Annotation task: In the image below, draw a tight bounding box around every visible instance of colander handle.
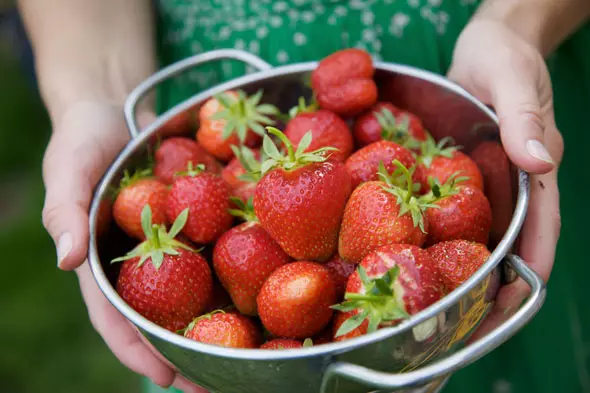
[123,49,272,139]
[320,254,546,392]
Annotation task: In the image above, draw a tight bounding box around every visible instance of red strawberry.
[113,170,168,240]
[113,206,213,332]
[154,137,222,184]
[260,338,313,350]
[419,136,484,192]
[311,48,377,116]
[312,325,334,345]
[213,208,291,315]
[225,145,265,205]
[470,141,514,245]
[197,90,278,161]
[422,176,492,246]
[184,311,261,348]
[353,102,427,148]
[345,140,426,190]
[96,198,113,238]
[157,110,195,138]
[428,240,491,292]
[257,261,337,339]
[332,311,367,342]
[205,279,233,313]
[332,244,443,339]
[339,161,432,263]
[166,163,233,244]
[285,101,353,162]
[222,147,261,190]
[254,127,352,261]
[325,254,356,301]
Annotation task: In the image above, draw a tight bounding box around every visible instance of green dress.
[147,1,590,392]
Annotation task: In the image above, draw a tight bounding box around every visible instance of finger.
[172,375,210,393]
[489,54,556,174]
[76,263,176,388]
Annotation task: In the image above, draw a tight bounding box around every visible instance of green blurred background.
[0,4,139,393]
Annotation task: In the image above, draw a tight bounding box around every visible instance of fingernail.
[526,139,554,164]
[57,233,72,268]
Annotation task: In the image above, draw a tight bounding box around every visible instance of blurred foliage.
[0,40,139,393]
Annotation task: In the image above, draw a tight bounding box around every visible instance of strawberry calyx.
[209,89,279,141]
[288,96,319,119]
[181,309,227,336]
[118,167,153,190]
[378,160,437,233]
[331,265,410,337]
[228,196,258,222]
[375,108,420,150]
[421,171,470,205]
[230,145,266,183]
[260,127,339,175]
[302,338,314,347]
[417,134,461,168]
[111,205,195,269]
[175,161,206,178]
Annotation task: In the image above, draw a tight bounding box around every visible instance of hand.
[447,19,564,329]
[42,100,207,393]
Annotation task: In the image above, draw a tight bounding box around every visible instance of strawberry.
[213,202,291,316]
[96,198,113,238]
[353,102,427,148]
[260,338,313,350]
[284,99,353,162]
[428,240,491,292]
[418,135,484,192]
[113,169,168,240]
[197,90,278,162]
[324,254,356,301]
[470,141,514,245]
[205,279,233,313]
[332,311,367,342]
[422,175,492,246]
[339,161,434,263]
[166,163,233,244]
[345,140,426,190]
[332,244,442,338]
[254,127,352,261]
[154,137,222,184]
[222,147,261,190]
[257,261,337,339]
[311,48,378,117]
[225,145,265,205]
[312,325,334,345]
[156,110,195,138]
[184,310,261,348]
[113,206,213,332]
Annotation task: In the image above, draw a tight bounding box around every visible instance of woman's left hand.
[447,17,564,328]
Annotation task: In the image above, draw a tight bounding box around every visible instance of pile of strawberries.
[103,49,495,349]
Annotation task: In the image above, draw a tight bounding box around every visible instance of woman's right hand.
[42,100,207,393]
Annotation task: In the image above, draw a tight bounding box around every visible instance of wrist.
[474,0,590,57]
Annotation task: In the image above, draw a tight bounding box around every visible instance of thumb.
[488,55,556,174]
[42,130,94,271]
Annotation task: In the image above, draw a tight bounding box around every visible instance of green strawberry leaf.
[335,309,370,337]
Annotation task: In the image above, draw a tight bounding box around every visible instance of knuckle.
[41,202,61,234]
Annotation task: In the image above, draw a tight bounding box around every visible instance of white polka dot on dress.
[293,32,307,46]
[277,50,289,63]
[256,26,269,39]
[270,15,283,28]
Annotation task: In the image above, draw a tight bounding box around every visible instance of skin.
[19,0,587,389]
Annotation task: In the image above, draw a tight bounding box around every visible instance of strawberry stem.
[268,127,296,161]
[393,160,413,203]
[345,293,383,302]
[151,225,161,248]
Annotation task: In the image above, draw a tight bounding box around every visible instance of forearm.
[18,0,157,120]
[476,0,590,57]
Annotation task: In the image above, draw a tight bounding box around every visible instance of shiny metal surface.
[88,50,542,393]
